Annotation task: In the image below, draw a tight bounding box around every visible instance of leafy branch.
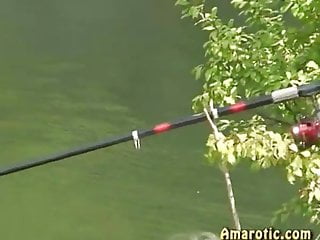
[176,0,320,225]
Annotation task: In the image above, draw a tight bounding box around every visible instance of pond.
[0,0,317,239]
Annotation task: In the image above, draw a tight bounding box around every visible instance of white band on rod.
[203,99,224,140]
[131,130,141,149]
[271,86,298,103]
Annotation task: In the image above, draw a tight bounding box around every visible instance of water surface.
[0,1,317,239]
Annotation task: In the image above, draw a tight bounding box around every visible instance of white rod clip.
[204,99,222,139]
[131,130,141,149]
[209,99,219,119]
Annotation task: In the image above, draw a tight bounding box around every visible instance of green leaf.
[306,60,319,70]
[175,0,189,6]
[300,150,311,158]
[287,173,295,184]
[189,6,201,19]
[280,2,294,13]
[231,0,247,9]
[289,143,298,152]
[227,153,236,165]
[204,69,212,81]
[314,188,320,201]
[293,168,303,177]
[203,25,215,31]
[211,7,217,18]
[193,65,203,80]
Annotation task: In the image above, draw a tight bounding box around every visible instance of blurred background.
[0,0,317,239]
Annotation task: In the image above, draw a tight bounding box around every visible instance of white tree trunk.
[221,166,241,230]
[203,107,241,230]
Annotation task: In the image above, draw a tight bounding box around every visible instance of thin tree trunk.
[203,107,241,230]
[221,166,241,230]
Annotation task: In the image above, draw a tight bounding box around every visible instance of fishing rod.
[1,82,320,177]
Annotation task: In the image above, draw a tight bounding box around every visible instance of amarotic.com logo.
[220,227,313,240]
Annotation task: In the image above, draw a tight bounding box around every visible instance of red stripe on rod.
[153,122,172,134]
[229,101,247,113]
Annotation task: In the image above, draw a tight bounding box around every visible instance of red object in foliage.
[291,119,320,146]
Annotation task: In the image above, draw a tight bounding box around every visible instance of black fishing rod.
[1,82,320,177]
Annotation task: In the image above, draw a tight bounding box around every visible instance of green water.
[0,1,317,239]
